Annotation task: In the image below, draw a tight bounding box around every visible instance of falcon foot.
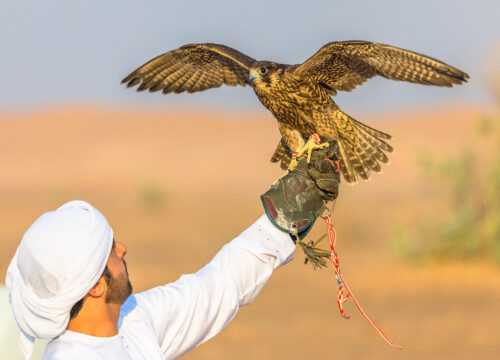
[288,153,299,172]
[287,134,329,172]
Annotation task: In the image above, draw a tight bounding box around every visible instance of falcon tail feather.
[329,109,393,183]
[349,117,392,140]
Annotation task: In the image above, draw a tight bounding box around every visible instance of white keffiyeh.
[5,200,114,359]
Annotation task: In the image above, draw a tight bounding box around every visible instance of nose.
[116,241,127,258]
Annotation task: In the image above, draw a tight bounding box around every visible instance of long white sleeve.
[132,215,295,359]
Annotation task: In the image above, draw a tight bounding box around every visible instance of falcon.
[122,41,469,183]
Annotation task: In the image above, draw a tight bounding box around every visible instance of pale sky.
[1,0,499,112]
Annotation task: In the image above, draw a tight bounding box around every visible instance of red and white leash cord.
[321,208,403,350]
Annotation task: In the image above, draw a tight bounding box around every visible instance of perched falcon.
[122,41,468,183]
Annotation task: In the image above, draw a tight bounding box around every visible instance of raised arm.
[131,215,295,359]
[121,146,340,358]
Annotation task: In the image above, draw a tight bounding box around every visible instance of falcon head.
[249,61,281,86]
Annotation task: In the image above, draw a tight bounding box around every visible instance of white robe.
[42,215,295,360]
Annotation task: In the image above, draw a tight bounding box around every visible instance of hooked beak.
[248,70,257,84]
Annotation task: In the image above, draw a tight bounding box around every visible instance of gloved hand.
[261,142,340,240]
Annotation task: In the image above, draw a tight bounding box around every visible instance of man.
[6,148,339,360]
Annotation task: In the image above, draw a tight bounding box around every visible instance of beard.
[105,260,133,305]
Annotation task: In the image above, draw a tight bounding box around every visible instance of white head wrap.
[5,200,114,359]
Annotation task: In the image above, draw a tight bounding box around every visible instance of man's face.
[104,240,132,304]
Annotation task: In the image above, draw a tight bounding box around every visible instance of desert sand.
[1,104,498,359]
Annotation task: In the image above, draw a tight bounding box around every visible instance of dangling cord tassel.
[322,203,402,349]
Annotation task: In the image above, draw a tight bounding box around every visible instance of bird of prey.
[122,41,469,183]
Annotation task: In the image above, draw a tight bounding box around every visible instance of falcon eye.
[259,67,268,75]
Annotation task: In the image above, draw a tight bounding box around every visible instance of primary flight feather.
[122,41,469,183]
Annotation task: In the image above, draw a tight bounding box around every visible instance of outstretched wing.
[293,40,469,92]
[122,43,256,94]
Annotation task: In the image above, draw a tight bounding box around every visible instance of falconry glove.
[261,142,340,241]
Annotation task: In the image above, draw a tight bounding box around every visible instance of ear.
[88,276,107,298]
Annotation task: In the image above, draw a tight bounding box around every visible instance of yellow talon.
[288,154,299,172]
[298,134,329,163]
[287,134,328,172]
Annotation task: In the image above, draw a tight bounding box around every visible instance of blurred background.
[1,1,500,359]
